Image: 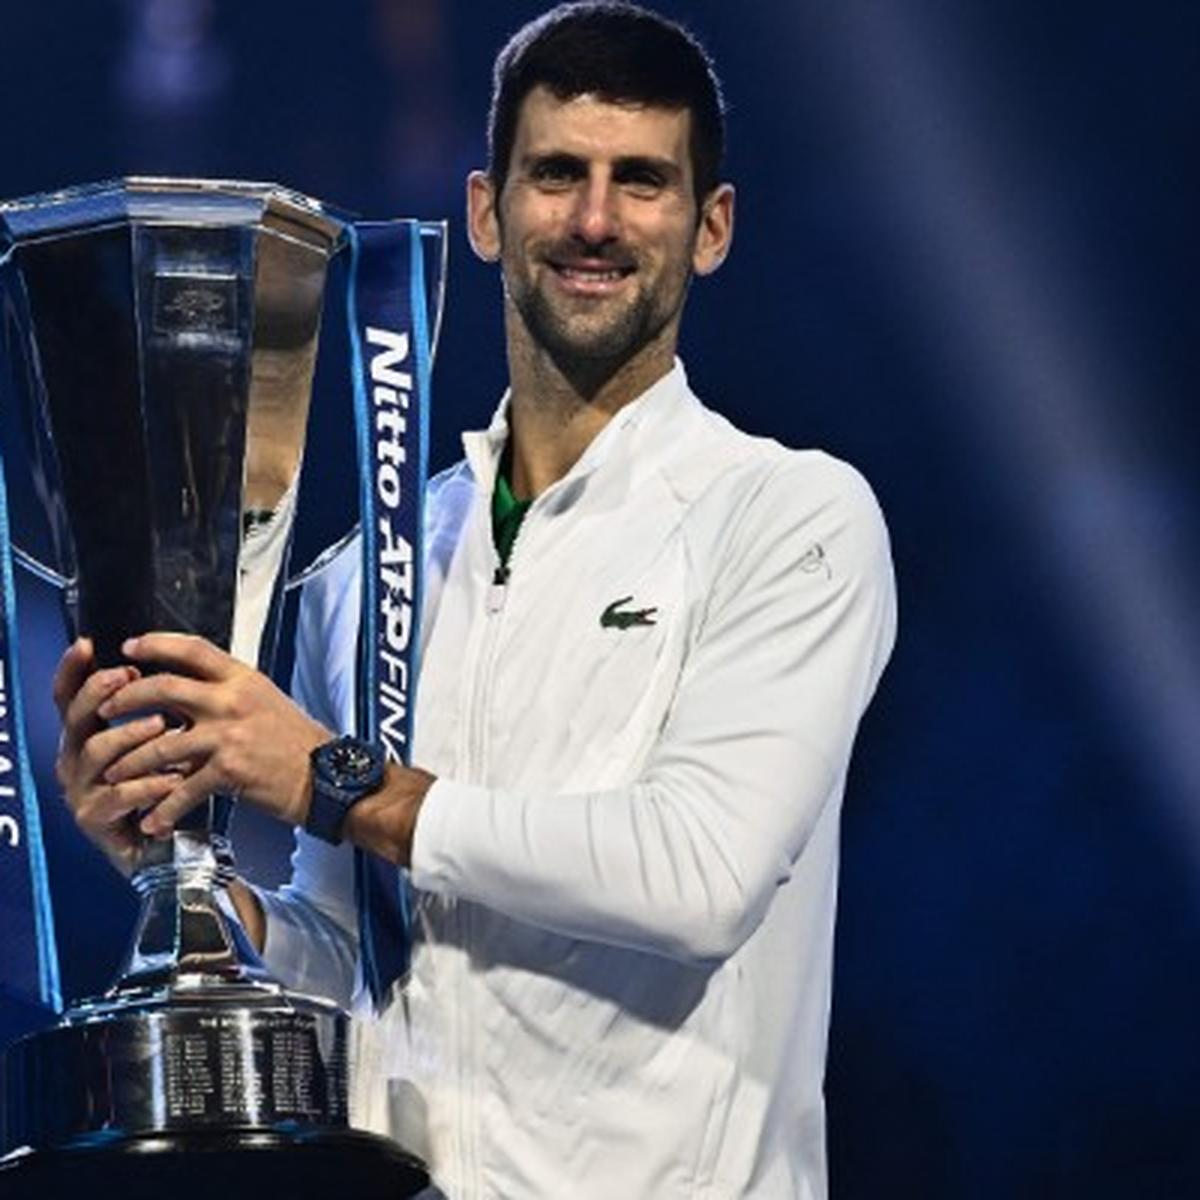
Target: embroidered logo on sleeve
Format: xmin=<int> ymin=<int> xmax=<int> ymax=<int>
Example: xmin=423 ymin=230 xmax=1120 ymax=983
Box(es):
xmin=799 ymin=542 xmax=832 ymax=579
xmin=600 ymin=596 xmax=658 ymax=629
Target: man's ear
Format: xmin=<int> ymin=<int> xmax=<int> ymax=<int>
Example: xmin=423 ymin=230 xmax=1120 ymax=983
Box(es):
xmin=467 ymin=170 xmax=501 ymax=263
xmin=693 ymin=183 xmax=735 ymax=277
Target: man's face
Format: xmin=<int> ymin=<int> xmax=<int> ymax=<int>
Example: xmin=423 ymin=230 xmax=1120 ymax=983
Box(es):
xmin=471 ymin=86 xmax=726 ymax=373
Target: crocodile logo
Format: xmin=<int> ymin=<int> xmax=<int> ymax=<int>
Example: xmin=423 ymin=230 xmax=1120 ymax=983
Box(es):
xmin=600 ymin=596 xmax=658 ymax=630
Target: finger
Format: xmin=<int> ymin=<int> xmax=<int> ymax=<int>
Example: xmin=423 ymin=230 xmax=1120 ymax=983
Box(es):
xmin=122 ymin=633 xmax=235 ymax=682
xmin=140 ymin=767 xmax=219 ymax=837
xmin=96 ymin=673 xmax=214 ymax=723
xmin=52 ymin=638 xmax=94 ymax=716
xmin=77 ymin=772 xmax=184 ymax=832
xmin=77 ymin=715 xmax=168 ymax=784
xmin=103 ymin=726 xmax=208 ymax=784
xmin=61 ymin=666 xmax=139 ymax=755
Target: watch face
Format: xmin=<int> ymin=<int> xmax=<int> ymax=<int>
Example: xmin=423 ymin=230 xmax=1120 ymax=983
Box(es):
xmin=320 ymin=737 xmax=384 ymax=790
xmin=330 ymin=741 xmax=374 ymax=781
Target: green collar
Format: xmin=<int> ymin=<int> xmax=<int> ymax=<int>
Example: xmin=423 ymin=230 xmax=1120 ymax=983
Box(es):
xmin=491 ymin=447 xmax=532 ymax=570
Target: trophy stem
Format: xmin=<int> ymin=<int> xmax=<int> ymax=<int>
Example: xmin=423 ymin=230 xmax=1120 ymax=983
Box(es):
xmin=105 ymin=819 xmax=274 ymax=999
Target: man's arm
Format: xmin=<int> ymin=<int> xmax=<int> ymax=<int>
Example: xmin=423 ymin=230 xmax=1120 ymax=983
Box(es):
xmin=94 ymin=458 xmax=894 ymax=965
xmin=225 ymin=878 xmax=266 ymax=950
xmin=92 ymin=636 xmax=437 ymax=852
xmin=405 ymin=459 xmax=896 ymax=962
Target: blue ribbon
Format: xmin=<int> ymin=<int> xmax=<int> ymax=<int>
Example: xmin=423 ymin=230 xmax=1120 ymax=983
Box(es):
xmin=345 ymin=221 xmax=433 ymax=1010
xmin=0 ymin=420 xmax=63 ymax=1018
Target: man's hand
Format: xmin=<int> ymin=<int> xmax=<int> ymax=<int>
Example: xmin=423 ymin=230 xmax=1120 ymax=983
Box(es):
xmin=53 ymin=637 xmax=182 ymax=875
xmin=98 ymin=633 xmax=333 ymax=837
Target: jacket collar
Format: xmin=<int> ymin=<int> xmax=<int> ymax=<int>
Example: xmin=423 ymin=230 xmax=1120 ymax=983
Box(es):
xmin=460 ymin=359 xmax=696 ymax=502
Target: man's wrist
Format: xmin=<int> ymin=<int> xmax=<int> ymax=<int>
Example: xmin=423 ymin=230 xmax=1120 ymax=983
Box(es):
xmin=343 ymin=763 xmax=436 ymax=868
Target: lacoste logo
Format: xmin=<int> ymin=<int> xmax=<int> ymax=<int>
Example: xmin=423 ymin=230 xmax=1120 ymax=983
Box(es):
xmin=600 ymin=596 xmax=658 ymax=630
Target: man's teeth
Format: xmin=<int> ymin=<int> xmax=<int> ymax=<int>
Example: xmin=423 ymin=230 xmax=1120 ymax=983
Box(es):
xmin=559 ymin=266 xmax=626 ymax=281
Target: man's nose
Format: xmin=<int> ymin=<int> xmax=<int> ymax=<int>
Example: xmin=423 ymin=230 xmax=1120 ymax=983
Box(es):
xmin=570 ymin=176 xmax=619 ymax=245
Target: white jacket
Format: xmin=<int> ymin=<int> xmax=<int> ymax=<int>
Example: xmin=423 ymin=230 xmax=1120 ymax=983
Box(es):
xmin=259 ymin=362 xmax=896 ymax=1199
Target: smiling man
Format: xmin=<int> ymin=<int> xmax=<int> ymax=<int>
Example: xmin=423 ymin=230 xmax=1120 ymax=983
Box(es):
xmin=477 ymin=86 xmax=720 ymax=400
xmin=54 ymin=4 xmax=896 ymax=1197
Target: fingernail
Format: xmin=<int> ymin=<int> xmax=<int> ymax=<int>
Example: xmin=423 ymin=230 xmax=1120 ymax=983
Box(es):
xmin=122 ymin=637 xmax=138 ymax=655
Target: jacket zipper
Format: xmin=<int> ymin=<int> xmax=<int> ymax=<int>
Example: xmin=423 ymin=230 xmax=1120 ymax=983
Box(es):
xmin=473 ymin=491 xmax=538 ymax=721
xmin=458 ymin=501 xmax=537 ymax=1197
xmin=487 ymin=563 xmax=509 ymax=614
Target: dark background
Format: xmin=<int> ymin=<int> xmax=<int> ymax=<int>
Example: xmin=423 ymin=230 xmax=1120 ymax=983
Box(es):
xmin=2 ymin=2 xmax=1198 ymax=1196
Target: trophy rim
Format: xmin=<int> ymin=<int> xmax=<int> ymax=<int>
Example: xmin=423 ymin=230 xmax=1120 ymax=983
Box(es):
xmin=0 ymin=176 xmax=352 ymax=251
xmin=58 ymin=980 xmax=346 ymax=1026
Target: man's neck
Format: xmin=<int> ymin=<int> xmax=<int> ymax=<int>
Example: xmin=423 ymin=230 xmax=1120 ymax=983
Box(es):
xmin=503 ymin=313 xmax=677 ymax=500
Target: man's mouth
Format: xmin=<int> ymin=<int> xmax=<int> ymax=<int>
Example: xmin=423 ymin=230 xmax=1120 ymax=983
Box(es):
xmin=546 ymin=258 xmax=636 ymax=294
xmin=554 ymin=265 xmax=631 ymax=281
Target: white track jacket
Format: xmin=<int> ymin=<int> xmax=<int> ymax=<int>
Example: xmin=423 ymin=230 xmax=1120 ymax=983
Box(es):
xmin=258 ymin=362 xmax=897 ymax=1199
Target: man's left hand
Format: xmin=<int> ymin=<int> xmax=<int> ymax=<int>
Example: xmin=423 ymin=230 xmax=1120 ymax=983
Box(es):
xmin=99 ymin=633 xmax=333 ymax=837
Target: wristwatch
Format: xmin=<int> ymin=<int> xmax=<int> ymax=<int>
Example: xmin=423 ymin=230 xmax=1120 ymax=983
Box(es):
xmin=305 ymin=735 xmax=386 ymax=845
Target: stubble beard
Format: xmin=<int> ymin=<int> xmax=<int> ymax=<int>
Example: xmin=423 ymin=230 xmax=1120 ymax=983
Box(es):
xmin=504 ymin=241 xmax=694 ymax=384
xmin=515 ymin=278 xmax=662 ymax=367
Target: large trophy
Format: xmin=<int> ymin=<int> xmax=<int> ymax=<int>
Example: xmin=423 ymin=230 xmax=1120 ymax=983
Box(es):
xmin=0 ymin=179 xmax=443 ymax=1197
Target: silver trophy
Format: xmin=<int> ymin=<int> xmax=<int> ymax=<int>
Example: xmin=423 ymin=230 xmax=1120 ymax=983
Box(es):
xmin=0 ymin=178 xmax=442 ymax=1197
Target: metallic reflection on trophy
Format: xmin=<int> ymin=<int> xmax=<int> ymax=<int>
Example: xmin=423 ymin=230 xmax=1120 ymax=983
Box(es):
xmin=0 ymin=179 xmax=439 ymax=1194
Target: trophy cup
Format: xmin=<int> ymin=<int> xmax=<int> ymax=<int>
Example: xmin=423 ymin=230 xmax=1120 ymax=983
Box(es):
xmin=0 ymin=178 xmax=442 ymax=1198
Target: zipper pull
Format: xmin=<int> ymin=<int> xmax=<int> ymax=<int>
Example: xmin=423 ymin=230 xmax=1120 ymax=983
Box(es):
xmin=487 ymin=564 xmax=509 ymax=614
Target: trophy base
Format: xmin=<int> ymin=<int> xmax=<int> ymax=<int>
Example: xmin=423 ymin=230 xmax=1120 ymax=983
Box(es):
xmin=3 ymin=983 xmax=427 ymax=1197
xmin=0 ymin=1127 xmax=429 ymax=1199
xmin=4 ymin=984 xmax=354 ymax=1149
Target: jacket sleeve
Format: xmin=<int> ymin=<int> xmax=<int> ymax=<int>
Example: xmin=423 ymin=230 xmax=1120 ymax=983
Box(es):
xmin=253 ymin=548 xmax=361 ymax=1006
xmin=410 ymin=458 xmax=897 ymax=964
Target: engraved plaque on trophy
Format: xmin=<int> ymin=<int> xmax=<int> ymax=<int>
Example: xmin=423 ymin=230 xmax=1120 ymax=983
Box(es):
xmin=0 ymin=178 xmax=442 ymax=1198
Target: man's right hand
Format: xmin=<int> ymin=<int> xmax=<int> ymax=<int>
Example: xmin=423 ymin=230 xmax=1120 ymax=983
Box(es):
xmin=52 ymin=637 xmax=185 ymax=877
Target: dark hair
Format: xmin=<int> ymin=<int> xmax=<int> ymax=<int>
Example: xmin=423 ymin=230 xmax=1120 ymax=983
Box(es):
xmin=488 ymin=2 xmax=727 ymax=206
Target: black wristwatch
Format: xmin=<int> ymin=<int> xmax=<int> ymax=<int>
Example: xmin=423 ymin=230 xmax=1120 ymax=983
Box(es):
xmin=305 ymin=735 xmax=387 ymax=845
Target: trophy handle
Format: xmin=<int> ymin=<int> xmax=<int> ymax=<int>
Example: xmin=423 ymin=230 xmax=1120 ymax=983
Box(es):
xmin=419 ymin=219 xmax=449 ymax=365
xmin=10 ymin=543 xmax=70 ymax=589
xmin=283 ymin=522 xmax=361 ymax=592
xmin=283 ymin=218 xmax=448 ymax=594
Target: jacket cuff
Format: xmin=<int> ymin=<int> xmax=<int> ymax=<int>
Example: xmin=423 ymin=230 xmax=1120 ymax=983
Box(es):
xmin=409 ymin=777 xmax=481 ymax=893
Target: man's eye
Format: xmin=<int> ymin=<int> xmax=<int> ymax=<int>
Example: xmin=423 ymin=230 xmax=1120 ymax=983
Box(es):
xmin=618 ymin=170 xmax=665 ymax=196
xmin=531 ymin=160 xmax=579 ymax=187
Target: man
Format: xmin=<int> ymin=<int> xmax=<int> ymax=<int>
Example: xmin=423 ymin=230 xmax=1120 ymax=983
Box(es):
xmin=54 ymin=3 xmax=896 ymax=1196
